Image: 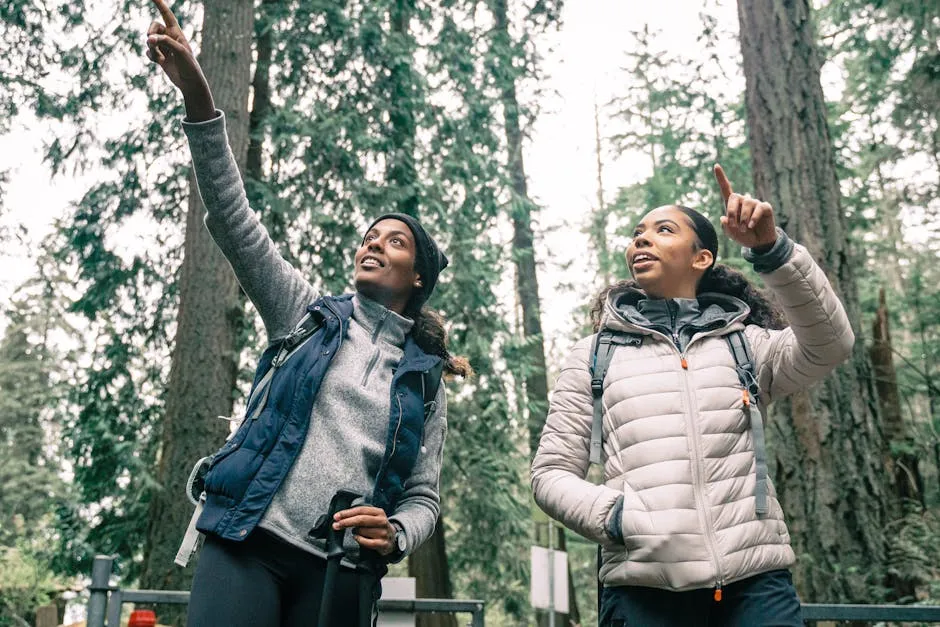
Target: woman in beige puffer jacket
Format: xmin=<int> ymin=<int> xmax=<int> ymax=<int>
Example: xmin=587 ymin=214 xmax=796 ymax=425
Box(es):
xmin=531 ymin=166 xmax=854 ymax=626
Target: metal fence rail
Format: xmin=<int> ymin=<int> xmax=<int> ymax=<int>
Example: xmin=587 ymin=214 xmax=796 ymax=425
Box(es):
xmin=87 ymin=555 xmax=485 ymax=627
xmin=802 ymin=602 xmax=940 ymax=622
xmin=88 ymin=555 xmax=940 ymax=626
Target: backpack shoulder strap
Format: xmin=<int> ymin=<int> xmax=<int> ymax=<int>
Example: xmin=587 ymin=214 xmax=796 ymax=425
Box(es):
xmin=725 ymin=330 xmax=760 ymax=402
xmin=246 ymin=310 xmax=325 ymax=420
xmin=589 ymin=331 xmax=642 ymax=465
xmin=725 ymin=329 xmax=769 ymax=517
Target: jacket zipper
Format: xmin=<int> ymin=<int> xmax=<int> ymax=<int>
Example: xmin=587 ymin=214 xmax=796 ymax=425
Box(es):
xmin=640 ymin=325 xmax=727 ymax=593
xmin=678 ymin=357 xmax=726 ymax=596
xmin=388 ymin=392 xmax=404 ymax=460
xmin=667 ymin=300 xmax=681 ymax=349
xmin=361 ymin=310 xmax=389 ymax=387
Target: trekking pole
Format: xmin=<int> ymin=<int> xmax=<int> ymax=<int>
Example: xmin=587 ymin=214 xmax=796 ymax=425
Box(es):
xmin=310 ymin=489 xmax=361 ymax=627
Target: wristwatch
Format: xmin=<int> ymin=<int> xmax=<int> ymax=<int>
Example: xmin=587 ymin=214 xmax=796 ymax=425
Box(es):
xmin=391 ymin=521 xmax=407 ymax=554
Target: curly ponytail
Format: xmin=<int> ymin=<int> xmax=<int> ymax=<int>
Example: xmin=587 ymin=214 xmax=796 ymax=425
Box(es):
xmin=698 ymin=265 xmax=786 ymax=329
xmin=409 ymin=306 xmax=473 ymax=378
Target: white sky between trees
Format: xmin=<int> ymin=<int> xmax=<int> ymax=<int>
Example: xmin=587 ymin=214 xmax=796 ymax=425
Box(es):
xmin=0 ymin=0 xmax=833 ymax=352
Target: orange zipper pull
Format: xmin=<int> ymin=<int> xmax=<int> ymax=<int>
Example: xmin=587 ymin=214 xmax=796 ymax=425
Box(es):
xmin=680 ymin=356 xmax=688 ymax=369
xmin=742 ymin=389 xmax=750 ymax=406
xmin=714 ymin=585 xmax=723 ymax=602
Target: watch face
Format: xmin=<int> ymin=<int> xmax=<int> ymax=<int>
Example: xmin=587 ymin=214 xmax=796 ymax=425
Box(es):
xmin=396 ymin=530 xmax=407 ymax=552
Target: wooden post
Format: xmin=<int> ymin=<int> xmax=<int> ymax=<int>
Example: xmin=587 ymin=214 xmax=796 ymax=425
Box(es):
xmin=34 ymin=604 xmax=58 ymax=627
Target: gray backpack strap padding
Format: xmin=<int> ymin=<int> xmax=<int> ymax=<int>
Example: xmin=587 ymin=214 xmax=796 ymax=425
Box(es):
xmin=589 ymin=331 xmax=642 ymax=465
xmin=725 ymin=330 xmax=769 ymax=517
xmin=246 ymin=312 xmax=324 ymax=421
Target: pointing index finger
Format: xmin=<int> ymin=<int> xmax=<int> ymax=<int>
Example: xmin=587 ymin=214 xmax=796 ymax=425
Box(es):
xmin=152 ymin=0 xmax=180 ymax=29
xmin=713 ymin=164 xmax=733 ymax=205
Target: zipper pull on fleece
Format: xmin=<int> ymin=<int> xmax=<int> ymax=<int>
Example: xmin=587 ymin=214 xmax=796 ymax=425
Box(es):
xmin=713 ymin=583 xmax=723 ymax=602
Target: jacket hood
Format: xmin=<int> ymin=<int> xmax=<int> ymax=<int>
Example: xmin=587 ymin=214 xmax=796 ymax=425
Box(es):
xmin=600 ymin=285 xmax=750 ymax=336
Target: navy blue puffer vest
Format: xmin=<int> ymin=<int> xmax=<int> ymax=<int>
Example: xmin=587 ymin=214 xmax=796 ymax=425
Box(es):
xmin=196 ymin=294 xmax=443 ymax=542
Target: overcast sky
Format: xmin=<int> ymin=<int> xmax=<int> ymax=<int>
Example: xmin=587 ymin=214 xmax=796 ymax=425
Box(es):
xmin=0 ymin=0 xmax=743 ymax=347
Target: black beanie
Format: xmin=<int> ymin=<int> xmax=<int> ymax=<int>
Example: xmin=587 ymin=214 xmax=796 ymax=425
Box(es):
xmin=364 ymin=212 xmax=449 ymax=309
xmin=676 ymin=206 xmax=718 ymax=268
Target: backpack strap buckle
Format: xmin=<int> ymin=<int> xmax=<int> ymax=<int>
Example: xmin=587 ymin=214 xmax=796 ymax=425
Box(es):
xmin=588 ymin=331 xmax=641 ymax=465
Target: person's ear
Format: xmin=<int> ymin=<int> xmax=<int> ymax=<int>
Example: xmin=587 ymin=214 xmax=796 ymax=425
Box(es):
xmin=692 ymin=249 xmax=713 ymax=273
xmin=414 ymin=274 xmax=423 ymax=288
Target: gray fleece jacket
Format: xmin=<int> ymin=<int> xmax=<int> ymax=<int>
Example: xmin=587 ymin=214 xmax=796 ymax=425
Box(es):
xmin=182 ymin=111 xmax=446 ymax=565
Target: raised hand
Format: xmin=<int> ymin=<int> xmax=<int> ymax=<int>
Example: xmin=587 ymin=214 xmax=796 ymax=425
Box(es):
xmin=713 ymin=164 xmax=778 ymax=250
xmin=146 ymin=0 xmax=215 ymax=121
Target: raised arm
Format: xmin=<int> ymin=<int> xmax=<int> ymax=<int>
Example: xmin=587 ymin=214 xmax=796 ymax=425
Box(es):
xmin=713 ymin=164 xmax=855 ymax=401
xmin=146 ymin=0 xmax=215 ymax=123
xmin=147 ymin=0 xmax=316 ymax=340
xmin=743 ymin=239 xmax=855 ymax=402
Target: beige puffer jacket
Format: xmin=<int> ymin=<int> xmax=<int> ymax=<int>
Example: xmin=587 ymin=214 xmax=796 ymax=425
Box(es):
xmin=531 ymin=241 xmax=854 ymax=592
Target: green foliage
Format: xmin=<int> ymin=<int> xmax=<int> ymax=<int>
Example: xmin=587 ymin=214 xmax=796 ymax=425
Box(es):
xmin=600 ymin=14 xmax=752 ymax=296
xmin=885 ymin=506 xmax=940 ymax=603
xmin=819 ymin=0 xmax=940 ymax=488
xmin=814 ymin=0 xmax=940 ymax=599
xmin=0 ymin=269 xmax=78 ymax=624
xmin=0 ymin=1 xmax=561 ymax=619
xmin=0 ymin=547 xmax=62 ymax=627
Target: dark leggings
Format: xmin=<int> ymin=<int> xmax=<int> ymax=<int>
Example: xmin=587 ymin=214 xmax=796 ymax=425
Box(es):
xmin=187 ymin=530 xmax=370 ymax=627
xmin=600 ymin=569 xmax=803 ymax=627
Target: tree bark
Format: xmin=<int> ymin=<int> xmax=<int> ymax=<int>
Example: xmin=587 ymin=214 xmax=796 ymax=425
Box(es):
xmin=386 ymin=0 xmax=419 ymax=217
xmin=736 ymin=0 xmax=890 ymax=602
xmin=247 ymin=0 xmax=277 ymax=193
xmin=591 ymin=98 xmax=613 ymax=289
xmin=139 ymin=0 xmax=254 ymax=607
xmin=871 ymin=288 xmax=923 ymax=506
xmin=409 ymin=518 xmax=457 ymax=627
xmin=383 ymin=0 xmax=457 ymax=611
xmin=490 ymin=1 xmax=578 ymax=625
xmin=871 ymin=288 xmax=922 ymax=599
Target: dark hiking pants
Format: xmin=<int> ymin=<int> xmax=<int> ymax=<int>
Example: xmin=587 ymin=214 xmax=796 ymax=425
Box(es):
xmin=600 ymin=569 xmax=802 ymax=627
xmin=187 ymin=530 xmax=373 ymax=627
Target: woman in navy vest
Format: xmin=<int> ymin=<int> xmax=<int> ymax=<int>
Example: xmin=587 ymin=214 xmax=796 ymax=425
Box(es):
xmin=147 ymin=2 xmax=470 ymax=625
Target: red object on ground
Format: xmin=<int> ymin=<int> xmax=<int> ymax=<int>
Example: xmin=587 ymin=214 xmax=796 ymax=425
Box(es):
xmin=128 ymin=609 xmax=157 ymax=627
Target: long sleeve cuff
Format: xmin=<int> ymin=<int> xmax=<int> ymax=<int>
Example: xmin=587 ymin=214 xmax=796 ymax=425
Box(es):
xmin=742 ymin=227 xmax=794 ymax=274
xmin=605 ymin=495 xmax=624 ymax=543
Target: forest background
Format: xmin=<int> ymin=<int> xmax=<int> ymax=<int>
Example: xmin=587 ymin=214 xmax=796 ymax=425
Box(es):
xmin=0 ymin=0 xmax=938 ymax=625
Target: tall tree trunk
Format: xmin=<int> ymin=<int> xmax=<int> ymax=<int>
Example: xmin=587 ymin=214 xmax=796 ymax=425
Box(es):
xmin=139 ymin=0 xmax=254 ymax=608
xmin=736 ymin=0 xmax=890 ymax=602
xmin=490 ymin=1 xmax=579 ymax=625
xmin=409 ymin=518 xmax=457 ymax=627
xmin=383 ymin=1 xmax=456 ymax=617
xmin=386 ymin=0 xmax=419 ymax=218
xmin=871 ymin=288 xmax=923 ymax=600
xmin=871 ymin=288 xmax=923 ymax=507
xmin=490 ymin=0 xmax=549 ymax=491
xmin=247 ymin=0 xmax=277 ymax=199
xmin=591 ymin=98 xmax=612 ymax=289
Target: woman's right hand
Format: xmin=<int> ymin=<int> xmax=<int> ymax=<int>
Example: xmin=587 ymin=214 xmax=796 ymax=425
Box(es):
xmin=146 ymin=0 xmax=216 ymax=122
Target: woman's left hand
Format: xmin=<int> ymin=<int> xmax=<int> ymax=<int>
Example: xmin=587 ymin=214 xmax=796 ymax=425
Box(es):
xmin=713 ymin=164 xmax=778 ymax=250
xmin=333 ymin=506 xmax=397 ymax=556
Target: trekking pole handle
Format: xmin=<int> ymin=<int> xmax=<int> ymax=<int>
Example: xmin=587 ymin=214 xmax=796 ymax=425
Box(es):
xmin=309 ymin=489 xmax=362 ymax=556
